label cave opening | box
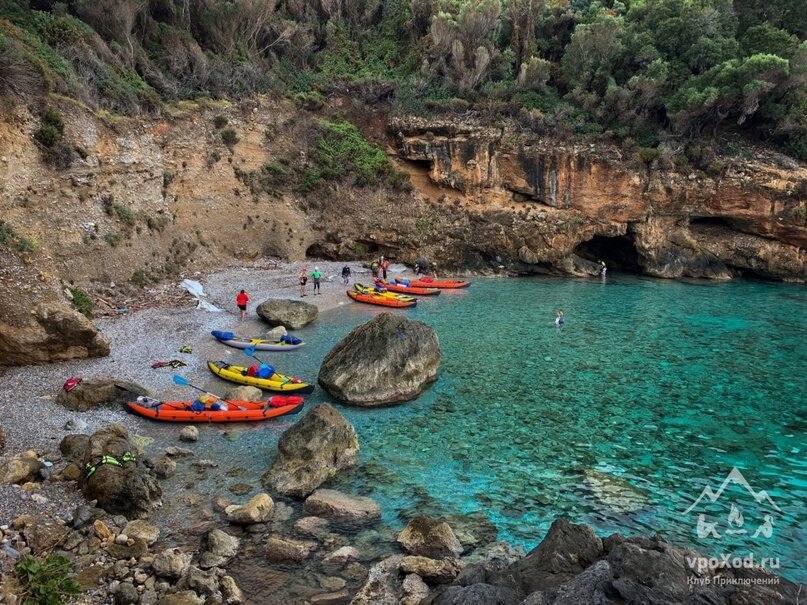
[574,235,642,273]
[305,242,336,260]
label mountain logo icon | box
[682,467,781,516]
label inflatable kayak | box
[211,330,304,351]
[396,277,470,289]
[347,285,417,308]
[126,395,304,423]
[207,360,315,393]
[381,281,441,296]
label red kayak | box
[381,281,441,296]
[126,395,304,423]
[396,277,471,289]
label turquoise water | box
[216,276,807,582]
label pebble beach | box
[0,260,380,526]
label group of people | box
[298,266,323,296]
[370,256,391,280]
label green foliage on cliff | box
[0,0,803,159]
[68,285,92,318]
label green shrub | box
[635,147,661,165]
[705,160,726,176]
[104,232,122,247]
[162,171,173,188]
[221,128,238,147]
[213,114,228,129]
[69,286,93,319]
[14,554,81,605]
[16,236,38,253]
[311,119,395,188]
[293,91,325,111]
[112,203,135,225]
[0,221,14,244]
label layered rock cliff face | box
[0,97,804,365]
[391,116,807,280]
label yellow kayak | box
[354,283,416,303]
[207,360,315,394]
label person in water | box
[599,260,607,278]
[236,289,249,321]
[555,310,565,325]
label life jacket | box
[371,262,379,270]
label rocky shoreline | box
[0,264,803,604]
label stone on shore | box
[152,548,191,579]
[220,576,244,605]
[400,556,464,584]
[224,493,274,524]
[223,385,264,401]
[265,326,287,339]
[179,426,199,442]
[318,313,440,406]
[56,379,149,412]
[256,299,318,329]
[123,520,160,545]
[349,555,405,605]
[397,516,463,559]
[79,424,163,519]
[0,451,43,485]
[262,404,359,498]
[303,489,381,524]
[155,591,204,605]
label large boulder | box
[400,556,464,584]
[57,379,149,412]
[398,517,463,559]
[508,517,603,594]
[0,301,110,366]
[256,299,318,329]
[303,489,381,524]
[0,451,42,484]
[79,424,162,519]
[262,404,359,498]
[318,313,440,406]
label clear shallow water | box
[194,276,807,582]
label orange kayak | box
[382,281,441,296]
[347,289,417,308]
[396,277,470,289]
[126,396,304,423]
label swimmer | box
[555,310,565,325]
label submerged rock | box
[318,313,440,406]
[262,404,359,498]
[224,493,274,524]
[583,468,649,512]
[349,555,405,605]
[303,489,381,524]
[256,299,318,329]
[264,535,316,564]
[199,528,240,569]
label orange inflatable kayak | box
[396,277,470,289]
[381,281,441,296]
[347,289,417,308]
[126,395,304,422]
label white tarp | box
[180,279,223,312]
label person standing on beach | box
[311,266,322,295]
[370,259,380,279]
[299,267,308,297]
[380,256,390,280]
[341,265,351,285]
[236,290,249,321]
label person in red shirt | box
[236,290,249,321]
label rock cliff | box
[391,116,806,280]
[0,97,804,364]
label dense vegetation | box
[0,0,804,159]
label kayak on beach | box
[396,277,471,289]
[211,330,304,351]
[207,360,315,393]
[347,284,417,308]
[126,395,304,422]
[381,280,441,296]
